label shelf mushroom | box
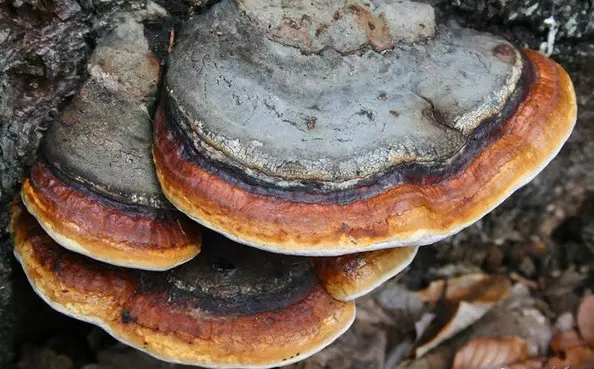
[10,199,355,368]
[10,0,579,366]
[20,18,202,271]
[154,0,577,256]
[17,12,418,298]
[314,246,418,301]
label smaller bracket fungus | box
[21,18,201,271]
[154,0,577,256]
[10,200,355,368]
[314,246,418,301]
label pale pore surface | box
[167,0,523,185]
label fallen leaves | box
[448,294,594,369]
[415,301,494,358]
[546,346,594,369]
[293,276,593,369]
[414,274,512,358]
[452,337,529,369]
[549,329,585,355]
[505,359,544,369]
[416,274,510,305]
[407,275,594,369]
[544,294,594,369]
[444,294,594,369]
[577,295,594,347]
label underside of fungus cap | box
[10,199,355,368]
[22,17,201,270]
[155,0,577,255]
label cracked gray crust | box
[167,0,523,187]
[237,0,436,54]
[42,17,168,209]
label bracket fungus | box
[10,200,355,368]
[12,187,416,365]
[20,18,202,271]
[314,246,418,301]
[155,0,577,255]
[10,19,419,367]
[9,0,579,367]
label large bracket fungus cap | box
[10,200,355,368]
[155,0,577,255]
[22,17,201,271]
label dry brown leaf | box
[395,352,449,369]
[509,272,539,289]
[452,337,529,369]
[547,327,594,369]
[414,275,512,358]
[550,329,587,355]
[416,274,511,305]
[546,346,594,369]
[415,301,494,358]
[577,295,594,348]
[416,274,489,304]
[505,359,544,369]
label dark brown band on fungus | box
[153,50,576,254]
[22,159,201,270]
[10,200,355,368]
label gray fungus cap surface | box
[166,0,523,190]
[42,17,166,208]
